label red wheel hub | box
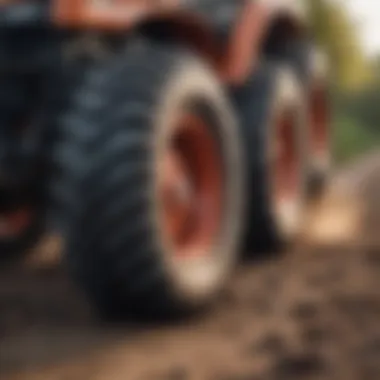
[272,110,300,203]
[160,113,223,259]
[0,207,32,239]
[310,85,329,156]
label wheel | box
[234,63,308,253]
[0,189,43,261]
[271,41,332,199]
[0,75,46,260]
[0,31,74,261]
[54,42,245,318]
[305,47,331,198]
[0,207,42,261]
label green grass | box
[332,114,380,163]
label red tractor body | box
[0,0,330,318]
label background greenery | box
[308,0,380,163]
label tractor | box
[0,0,331,318]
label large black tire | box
[0,73,46,261]
[0,30,76,260]
[234,63,308,254]
[54,42,245,318]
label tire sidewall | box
[265,66,309,242]
[152,54,245,305]
[307,47,332,180]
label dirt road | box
[0,153,379,380]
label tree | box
[307,0,370,90]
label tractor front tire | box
[271,41,332,199]
[56,43,245,318]
[305,47,331,199]
[234,63,308,254]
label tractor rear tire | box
[0,74,46,261]
[234,63,308,254]
[0,197,43,261]
[56,43,245,319]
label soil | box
[0,152,379,380]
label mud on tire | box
[55,42,245,318]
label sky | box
[344,0,380,58]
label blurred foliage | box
[338,86,380,134]
[333,57,380,162]
[307,0,370,91]
[333,114,380,163]
[305,0,379,162]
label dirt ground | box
[0,152,379,380]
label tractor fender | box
[223,0,309,85]
[53,2,223,74]
[52,1,308,85]
[135,11,224,74]
[136,2,308,85]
